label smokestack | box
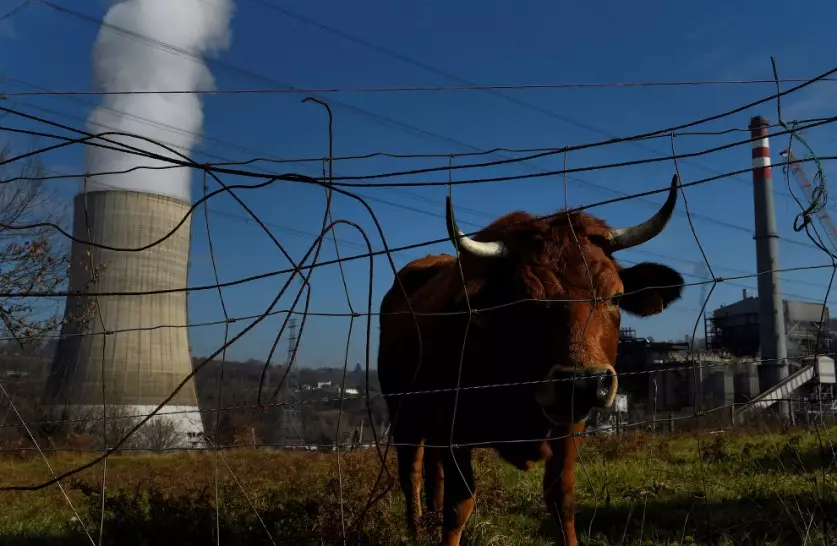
[44,0,233,447]
[749,115,789,419]
[742,288,749,300]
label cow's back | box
[379,254,456,314]
[377,254,458,419]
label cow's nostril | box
[592,368,618,408]
[595,374,611,404]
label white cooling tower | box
[45,190,204,447]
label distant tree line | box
[192,357,387,447]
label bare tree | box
[137,417,180,450]
[0,143,71,348]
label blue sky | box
[1,0,837,368]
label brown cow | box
[377,175,684,546]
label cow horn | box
[445,195,508,258]
[606,174,679,252]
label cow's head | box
[445,175,684,425]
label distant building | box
[706,290,831,358]
[616,327,690,400]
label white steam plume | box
[84,0,234,203]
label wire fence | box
[1,61,837,546]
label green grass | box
[1,427,836,545]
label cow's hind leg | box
[396,440,425,537]
[441,447,475,546]
[423,446,444,515]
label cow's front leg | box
[543,422,584,546]
[440,447,475,546]
[424,445,445,515]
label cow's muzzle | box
[535,364,619,414]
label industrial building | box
[615,327,689,396]
[612,289,836,423]
[614,328,743,414]
[600,117,837,426]
[44,190,204,447]
[705,289,831,359]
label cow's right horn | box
[445,195,508,258]
[605,174,679,252]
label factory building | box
[612,290,835,422]
[705,289,831,359]
[615,328,742,414]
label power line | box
[3,99,828,258]
[292,116,837,187]
[4,98,837,294]
[35,157,827,303]
[182,192,834,300]
[9,81,830,226]
[250,0,824,205]
[20,2,723,232]
[7,94,836,199]
[4,117,837,302]
[30,0,833,209]
[6,75,825,162]
[5,80,498,225]
[206,116,834,163]
[2,78,837,96]
[0,1,30,21]
[1,98,541,247]
[4,99,836,239]
[24,0,568,158]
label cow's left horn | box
[606,174,679,252]
[445,195,508,258]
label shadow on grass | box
[531,495,837,545]
[47,480,389,546]
[0,537,91,546]
[5,494,836,546]
[744,444,837,475]
[0,524,366,546]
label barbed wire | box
[1,65,837,546]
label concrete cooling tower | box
[45,190,204,447]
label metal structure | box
[750,116,790,418]
[734,355,836,424]
[44,190,203,446]
[780,148,837,252]
[705,295,830,359]
[615,327,690,400]
[586,393,628,435]
[277,317,305,447]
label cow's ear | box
[617,262,684,317]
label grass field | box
[1,427,836,545]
